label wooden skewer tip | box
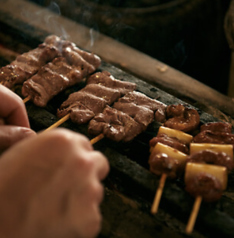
[151,173,167,214]
[185,195,202,234]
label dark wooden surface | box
[1,1,234,237]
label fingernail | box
[21,128,37,138]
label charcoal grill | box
[1,1,234,237]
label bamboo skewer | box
[151,173,167,214]
[43,113,105,144]
[186,196,202,234]
[90,133,105,145]
[23,95,31,103]
[44,113,70,132]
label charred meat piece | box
[185,163,228,202]
[88,106,142,142]
[148,153,179,179]
[80,84,121,105]
[44,35,101,69]
[185,172,223,202]
[193,130,234,145]
[193,122,234,148]
[148,142,188,178]
[62,47,96,75]
[86,71,136,95]
[164,104,200,132]
[22,45,100,107]
[149,133,189,154]
[200,122,232,133]
[0,43,60,88]
[187,149,234,173]
[22,56,85,107]
[57,91,107,124]
[57,71,136,124]
[88,90,166,142]
[113,101,154,130]
[117,91,167,122]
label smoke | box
[22,1,69,40]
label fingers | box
[0,85,30,127]
[0,125,36,151]
[0,128,109,238]
[89,150,110,181]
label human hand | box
[0,128,109,238]
[0,85,36,152]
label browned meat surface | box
[22,56,85,107]
[193,130,234,145]
[116,91,166,123]
[113,101,154,129]
[0,43,60,88]
[57,91,107,124]
[68,104,95,124]
[148,153,179,179]
[185,172,223,202]
[88,106,142,142]
[164,104,200,132]
[44,35,101,68]
[118,91,166,112]
[86,71,136,95]
[149,134,189,154]
[187,150,234,173]
[57,71,137,124]
[22,41,101,107]
[80,84,121,105]
[88,89,166,142]
[62,47,96,75]
[200,122,232,133]
[155,107,167,123]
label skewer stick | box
[44,114,70,132]
[151,173,167,214]
[43,113,105,144]
[185,195,202,234]
[90,134,105,145]
[23,95,31,103]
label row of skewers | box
[1,35,234,235]
[149,121,234,234]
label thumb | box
[0,126,36,152]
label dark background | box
[30,0,232,95]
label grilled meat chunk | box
[187,149,234,173]
[149,133,189,154]
[22,43,101,107]
[80,84,121,105]
[86,71,136,95]
[185,172,223,202]
[164,104,200,132]
[200,122,232,133]
[57,71,136,124]
[149,153,179,179]
[88,106,142,142]
[22,56,86,107]
[0,43,60,88]
[113,101,154,129]
[44,35,101,68]
[57,91,107,124]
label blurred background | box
[29,0,232,96]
